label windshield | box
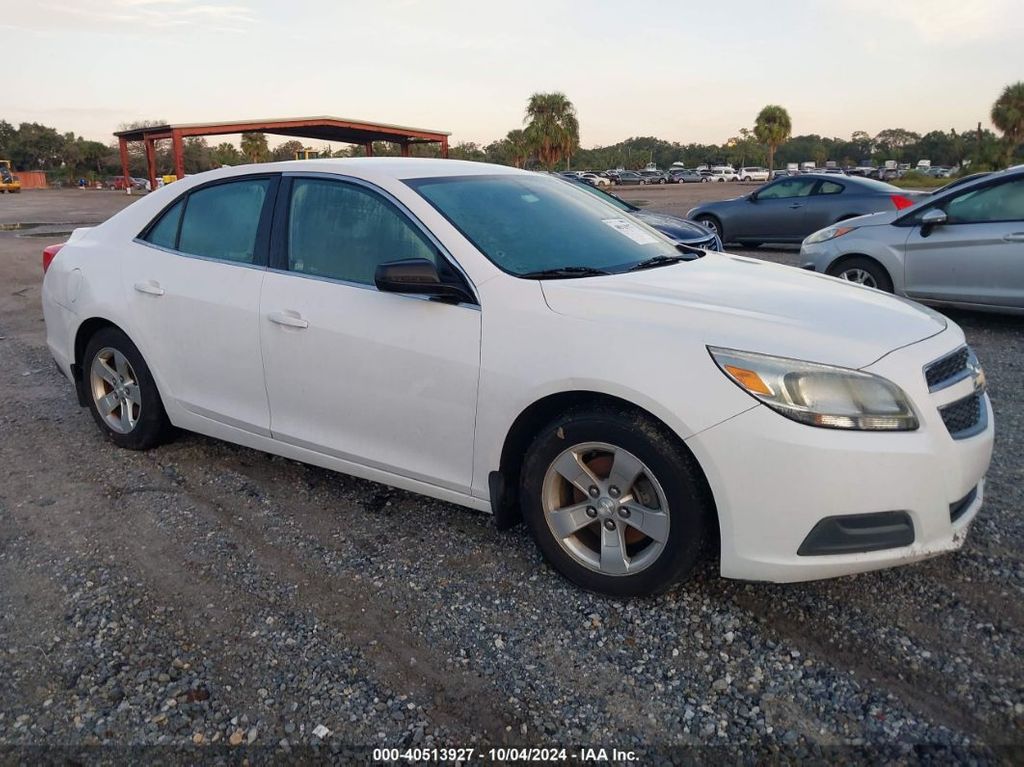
[408,174,681,277]
[562,178,635,212]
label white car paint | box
[42,158,994,583]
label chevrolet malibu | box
[41,159,993,596]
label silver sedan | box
[801,167,1024,314]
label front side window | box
[287,178,437,285]
[941,178,1024,224]
[178,179,270,263]
[756,178,817,200]
[408,174,681,276]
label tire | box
[639,179,647,185]
[658,178,666,184]
[82,326,172,450]
[520,406,712,596]
[743,176,751,182]
[827,256,894,293]
[701,177,709,183]
[694,215,722,241]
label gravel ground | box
[0,189,1022,762]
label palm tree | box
[991,82,1024,167]
[505,129,530,168]
[524,92,579,170]
[753,105,792,173]
[240,132,269,163]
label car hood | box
[632,210,715,242]
[839,209,900,227]
[540,252,946,369]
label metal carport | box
[114,116,451,192]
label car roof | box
[206,157,528,183]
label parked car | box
[770,169,797,180]
[738,167,770,182]
[705,169,738,183]
[686,174,926,246]
[580,172,611,187]
[108,176,150,191]
[801,166,1024,313]
[563,177,722,251]
[638,171,668,185]
[41,159,992,596]
[670,169,703,183]
[613,171,643,186]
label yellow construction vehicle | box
[294,148,321,160]
[0,160,21,193]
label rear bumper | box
[686,330,994,583]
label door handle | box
[1004,232,1024,242]
[133,281,164,296]
[268,311,309,329]
[788,203,803,208]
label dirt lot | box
[0,188,1021,760]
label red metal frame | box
[114,116,450,182]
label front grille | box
[925,346,970,390]
[939,393,984,438]
[949,485,978,523]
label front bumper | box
[686,329,994,583]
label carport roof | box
[113,115,451,144]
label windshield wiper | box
[519,266,612,279]
[627,253,692,272]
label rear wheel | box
[83,327,172,450]
[827,256,893,292]
[520,407,711,596]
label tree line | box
[1,82,1020,181]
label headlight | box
[805,225,855,245]
[709,347,919,431]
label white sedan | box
[41,158,993,596]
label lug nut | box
[609,486,620,498]
[603,519,616,531]
[586,506,597,518]
[588,486,600,498]
[618,507,631,518]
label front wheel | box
[520,407,712,596]
[701,177,709,183]
[694,215,722,241]
[827,257,894,293]
[83,327,172,450]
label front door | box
[259,175,482,493]
[740,177,818,240]
[904,175,1024,309]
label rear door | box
[122,175,278,433]
[804,178,848,232]
[904,175,1024,308]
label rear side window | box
[817,181,844,195]
[178,179,270,263]
[144,199,183,249]
[287,178,437,285]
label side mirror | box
[375,258,475,305]
[748,191,758,202]
[919,208,947,237]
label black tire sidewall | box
[829,257,894,293]
[520,408,710,597]
[83,327,169,450]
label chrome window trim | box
[265,266,480,311]
[131,238,268,271]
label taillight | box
[42,243,64,274]
[891,194,915,211]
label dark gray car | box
[686,174,925,246]
[565,179,722,251]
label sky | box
[3,0,1022,150]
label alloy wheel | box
[838,268,878,288]
[90,347,141,434]
[541,442,670,576]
